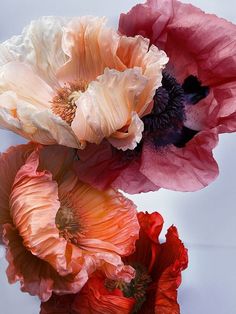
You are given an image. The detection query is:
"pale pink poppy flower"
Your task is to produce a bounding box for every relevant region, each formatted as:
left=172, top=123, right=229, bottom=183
left=75, top=0, right=236, bottom=193
left=0, top=143, right=139, bottom=301
left=0, top=16, right=168, bottom=150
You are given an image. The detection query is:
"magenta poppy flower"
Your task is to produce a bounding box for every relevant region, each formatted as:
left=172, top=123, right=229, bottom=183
left=75, top=0, right=236, bottom=193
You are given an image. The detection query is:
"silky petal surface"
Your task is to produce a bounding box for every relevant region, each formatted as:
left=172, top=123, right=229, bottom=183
left=76, top=140, right=160, bottom=194
left=0, top=144, right=34, bottom=226
left=119, top=0, right=236, bottom=132
left=140, top=129, right=219, bottom=191
left=58, top=175, right=140, bottom=257
left=71, top=68, right=147, bottom=149
left=58, top=16, right=125, bottom=82
left=1, top=144, right=138, bottom=300
left=154, top=226, right=188, bottom=314
left=0, top=16, right=68, bottom=87
left=9, top=150, right=83, bottom=276
left=3, top=224, right=89, bottom=302
left=40, top=274, right=135, bottom=314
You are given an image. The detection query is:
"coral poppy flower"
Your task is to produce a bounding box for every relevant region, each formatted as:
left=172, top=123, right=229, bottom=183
left=75, top=0, right=236, bottom=193
left=0, top=16, right=168, bottom=150
left=40, top=212, right=188, bottom=313
left=0, top=143, right=139, bottom=301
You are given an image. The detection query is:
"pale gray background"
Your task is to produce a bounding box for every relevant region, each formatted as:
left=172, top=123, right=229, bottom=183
left=0, top=1, right=236, bottom=313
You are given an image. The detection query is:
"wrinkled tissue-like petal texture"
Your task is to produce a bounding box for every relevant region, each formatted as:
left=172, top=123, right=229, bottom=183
left=119, top=0, right=236, bottom=133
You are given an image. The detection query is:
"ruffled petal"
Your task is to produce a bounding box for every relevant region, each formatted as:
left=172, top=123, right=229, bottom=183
left=2, top=224, right=89, bottom=302
left=0, top=143, right=35, bottom=226
left=140, top=129, right=219, bottom=191
left=116, top=35, right=168, bottom=116
left=111, top=158, right=159, bottom=194
left=0, top=90, right=81, bottom=148
left=154, top=226, right=188, bottom=314
left=0, top=16, right=68, bottom=87
left=72, top=274, right=135, bottom=314
left=119, top=0, right=236, bottom=132
left=38, top=144, right=76, bottom=182
left=76, top=128, right=219, bottom=193
left=125, top=212, right=163, bottom=273
left=108, top=112, right=144, bottom=151
left=75, top=140, right=159, bottom=194
left=9, top=149, right=83, bottom=276
left=0, top=61, right=53, bottom=108
left=58, top=16, right=125, bottom=82
left=40, top=274, right=135, bottom=314
left=138, top=212, right=164, bottom=244
left=71, top=68, right=147, bottom=149
left=58, top=175, right=140, bottom=257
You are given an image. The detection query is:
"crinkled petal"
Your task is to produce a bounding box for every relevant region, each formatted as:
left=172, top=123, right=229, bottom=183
left=140, top=129, right=219, bottom=191
left=0, top=91, right=81, bottom=148
left=71, top=68, right=147, bottom=149
left=0, top=61, right=53, bottom=108
left=58, top=175, right=140, bottom=257
left=58, top=16, right=168, bottom=134
left=38, top=144, right=76, bottom=182
left=116, top=35, right=168, bottom=116
left=0, top=16, right=68, bottom=87
left=75, top=140, right=159, bottom=194
left=72, top=274, right=135, bottom=314
left=0, top=142, right=75, bottom=229
left=119, top=0, right=236, bottom=132
left=77, top=128, right=219, bottom=193
left=9, top=149, right=83, bottom=276
left=40, top=274, right=135, bottom=314
left=0, top=143, right=35, bottom=226
left=125, top=212, right=163, bottom=273
left=154, top=226, right=188, bottom=314
left=138, top=212, right=164, bottom=244
left=0, top=62, right=82, bottom=148
left=112, top=158, right=160, bottom=194
left=2, top=224, right=89, bottom=302
left=108, top=112, right=144, bottom=151
left=57, top=16, right=125, bottom=82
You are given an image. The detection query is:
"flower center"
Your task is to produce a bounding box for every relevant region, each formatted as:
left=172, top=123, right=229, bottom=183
left=51, top=80, right=88, bottom=125
left=55, top=204, right=83, bottom=244
left=105, top=265, right=151, bottom=313
left=182, top=75, right=209, bottom=105
left=142, top=71, right=185, bottom=137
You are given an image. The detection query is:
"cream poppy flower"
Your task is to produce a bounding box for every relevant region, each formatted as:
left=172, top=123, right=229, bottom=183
left=0, top=16, right=168, bottom=150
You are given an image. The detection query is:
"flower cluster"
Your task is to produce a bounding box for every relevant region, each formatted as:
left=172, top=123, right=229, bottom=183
left=0, top=0, right=235, bottom=313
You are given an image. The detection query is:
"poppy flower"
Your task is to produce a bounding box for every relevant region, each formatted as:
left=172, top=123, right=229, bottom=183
left=75, top=0, right=236, bottom=193
left=0, top=143, right=139, bottom=301
left=40, top=212, right=188, bottom=313
left=0, top=16, right=168, bottom=150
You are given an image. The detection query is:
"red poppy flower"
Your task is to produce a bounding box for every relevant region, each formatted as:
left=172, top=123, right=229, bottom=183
left=0, top=143, right=139, bottom=301
left=40, top=212, right=188, bottom=313
left=75, top=0, right=236, bottom=193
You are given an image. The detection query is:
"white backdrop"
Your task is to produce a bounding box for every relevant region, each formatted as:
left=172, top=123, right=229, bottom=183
left=0, top=1, right=236, bottom=313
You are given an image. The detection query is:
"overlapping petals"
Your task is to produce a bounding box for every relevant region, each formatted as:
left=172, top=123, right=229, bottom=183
left=0, top=16, right=168, bottom=150
left=120, top=0, right=236, bottom=133
left=40, top=212, right=188, bottom=313
left=75, top=0, right=236, bottom=193
left=0, top=143, right=139, bottom=301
